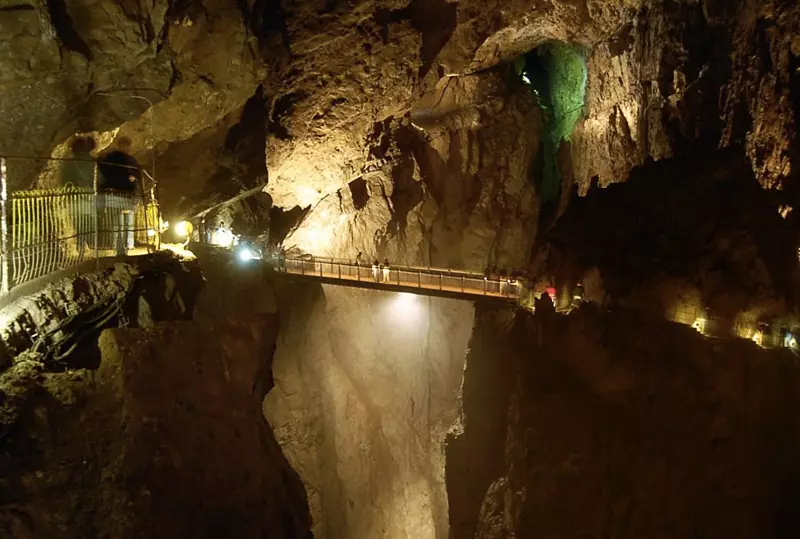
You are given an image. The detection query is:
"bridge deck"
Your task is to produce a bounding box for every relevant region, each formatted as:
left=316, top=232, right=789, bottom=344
left=276, top=257, right=522, bottom=302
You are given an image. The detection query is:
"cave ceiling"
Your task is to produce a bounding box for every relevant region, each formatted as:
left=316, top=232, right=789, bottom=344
left=0, top=0, right=798, bottom=243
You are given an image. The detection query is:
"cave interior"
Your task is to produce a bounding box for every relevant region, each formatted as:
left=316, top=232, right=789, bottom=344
left=1, top=0, right=800, bottom=538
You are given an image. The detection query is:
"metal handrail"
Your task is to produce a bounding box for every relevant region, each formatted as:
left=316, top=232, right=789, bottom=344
left=275, top=256, right=525, bottom=300
left=0, top=156, right=161, bottom=293
left=0, top=154, right=142, bottom=171
left=286, top=254, right=500, bottom=281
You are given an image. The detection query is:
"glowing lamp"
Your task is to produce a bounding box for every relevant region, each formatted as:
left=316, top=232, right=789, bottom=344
left=174, top=220, right=192, bottom=238
left=237, top=246, right=260, bottom=262
left=692, top=318, right=707, bottom=334
left=210, top=228, right=235, bottom=248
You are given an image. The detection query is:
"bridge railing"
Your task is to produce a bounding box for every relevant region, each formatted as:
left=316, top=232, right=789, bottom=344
left=279, top=257, right=523, bottom=299
left=0, top=156, right=160, bottom=293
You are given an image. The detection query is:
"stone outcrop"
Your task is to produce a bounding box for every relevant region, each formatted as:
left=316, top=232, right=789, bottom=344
left=0, top=252, right=203, bottom=368
left=448, top=302, right=800, bottom=539
left=0, top=316, right=312, bottom=539
left=537, top=146, right=800, bottom=328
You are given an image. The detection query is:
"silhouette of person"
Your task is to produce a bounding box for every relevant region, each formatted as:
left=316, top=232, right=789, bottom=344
left=99, top=137, right=141, bottom=255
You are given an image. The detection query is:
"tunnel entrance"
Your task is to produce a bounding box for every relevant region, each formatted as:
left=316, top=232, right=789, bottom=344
left=516, top=41, right=587, bottom=207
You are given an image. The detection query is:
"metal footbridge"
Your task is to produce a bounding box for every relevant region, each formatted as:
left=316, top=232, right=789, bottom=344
left=272, top=256, right=524, bottom=302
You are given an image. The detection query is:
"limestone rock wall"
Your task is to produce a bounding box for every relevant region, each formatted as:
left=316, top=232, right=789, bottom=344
left=0, top=0, right=266, bottom=189
left=447, top=303, right=800, bottom=539
left=0, top=316, right=312, bottom=539
left=264, top=282, right=475, bottom=539
left=572, top=0, right=799, bottom=194
left=283, top=70, right=542, bottom=271
left=3, top=0, right=797, bottom=260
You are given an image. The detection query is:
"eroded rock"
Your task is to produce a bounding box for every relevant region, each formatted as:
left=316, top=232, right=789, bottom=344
left=0, top=317, right=312, bottom=539
left=448, top=303, right=800, bottom=538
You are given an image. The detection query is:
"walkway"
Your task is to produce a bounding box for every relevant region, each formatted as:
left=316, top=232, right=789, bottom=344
left=275, top=256, right=524, bottom=302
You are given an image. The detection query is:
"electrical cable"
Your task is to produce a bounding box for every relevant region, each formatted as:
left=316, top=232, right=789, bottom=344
left=29, top=274, right=149, bottom=364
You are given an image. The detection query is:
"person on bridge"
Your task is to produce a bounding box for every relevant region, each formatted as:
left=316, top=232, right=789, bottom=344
left=60, top=136, right=96, bottom=190
left=99, top=137, right=142, bottom=255
left=372, top=260, right=380, bottom=282
left=382, top=258, right=390, bottom=282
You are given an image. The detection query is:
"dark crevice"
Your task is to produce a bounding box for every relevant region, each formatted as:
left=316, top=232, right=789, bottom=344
left=44, top=0, right=92, bottom=61
left=270, top=205, right=309, bottom=245
left=348, top=178, right=370, bottom=211
left=237, top=0, right=292, bottom=56
left=269, top=91, right=308, bottom=140
left=167, top=61, right=182, bottom=94
left=0, top=4, right=35, bottom=12
left=197, top=74, right=215, bottom=88
left=374, top=0, right=457, bottom=78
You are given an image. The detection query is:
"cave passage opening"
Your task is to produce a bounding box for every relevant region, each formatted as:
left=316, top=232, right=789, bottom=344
left=516, top=41, right=588, bottom=204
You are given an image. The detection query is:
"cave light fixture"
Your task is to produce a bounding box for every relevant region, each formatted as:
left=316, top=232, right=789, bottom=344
left=174, top=220, right=192, bottom=238
left=210, top=227, right=236, bottom=249
left=236, top=245, right=261, bottom=263
left=391, top=292, right=423, bottom=327
left=691, top=317, right=707, bottom=335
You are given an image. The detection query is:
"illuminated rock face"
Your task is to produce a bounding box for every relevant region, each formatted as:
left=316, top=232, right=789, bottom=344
left=283, top=71, right=543, bottom=271
left=0, top=0, right=265, bottom=189
left=264, top=283, right=474, bottom=539
left=4, top=0, right=796, bottom=254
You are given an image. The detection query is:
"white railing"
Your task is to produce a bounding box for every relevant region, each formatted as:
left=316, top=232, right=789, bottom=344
left=0, top=156, right=160, bottom=292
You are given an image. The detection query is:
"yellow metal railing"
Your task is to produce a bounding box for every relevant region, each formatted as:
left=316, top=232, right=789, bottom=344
left=0, top=156, right=161, bottom=292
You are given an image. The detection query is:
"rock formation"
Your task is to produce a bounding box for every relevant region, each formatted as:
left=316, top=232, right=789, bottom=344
left=0, top=259, right=312, bottom=539
left=448, top=303, right=800, bottom=539
left=264, top=282, right=474, bottom=539
left=2, top=0, right=796, bottom=265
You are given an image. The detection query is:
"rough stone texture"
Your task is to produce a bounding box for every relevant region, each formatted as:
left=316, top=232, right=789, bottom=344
left=0, top=317, right=312, bottom=539
left=283, top=70, right=542, bottom=271
left=0, top=0, right=266, bottom=189
left=0, top=252, right=203, bottom=365
left=264, top=282, right=475, bottom=539
left=571, top=0, right=799, bottom=194
left=266, top=0, right=798, bottom=268
left=537, top=147, right=800, bottom=328
left=448, top=303, right=800, bottom=539
left=3, top=0, right=797, bottom=264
